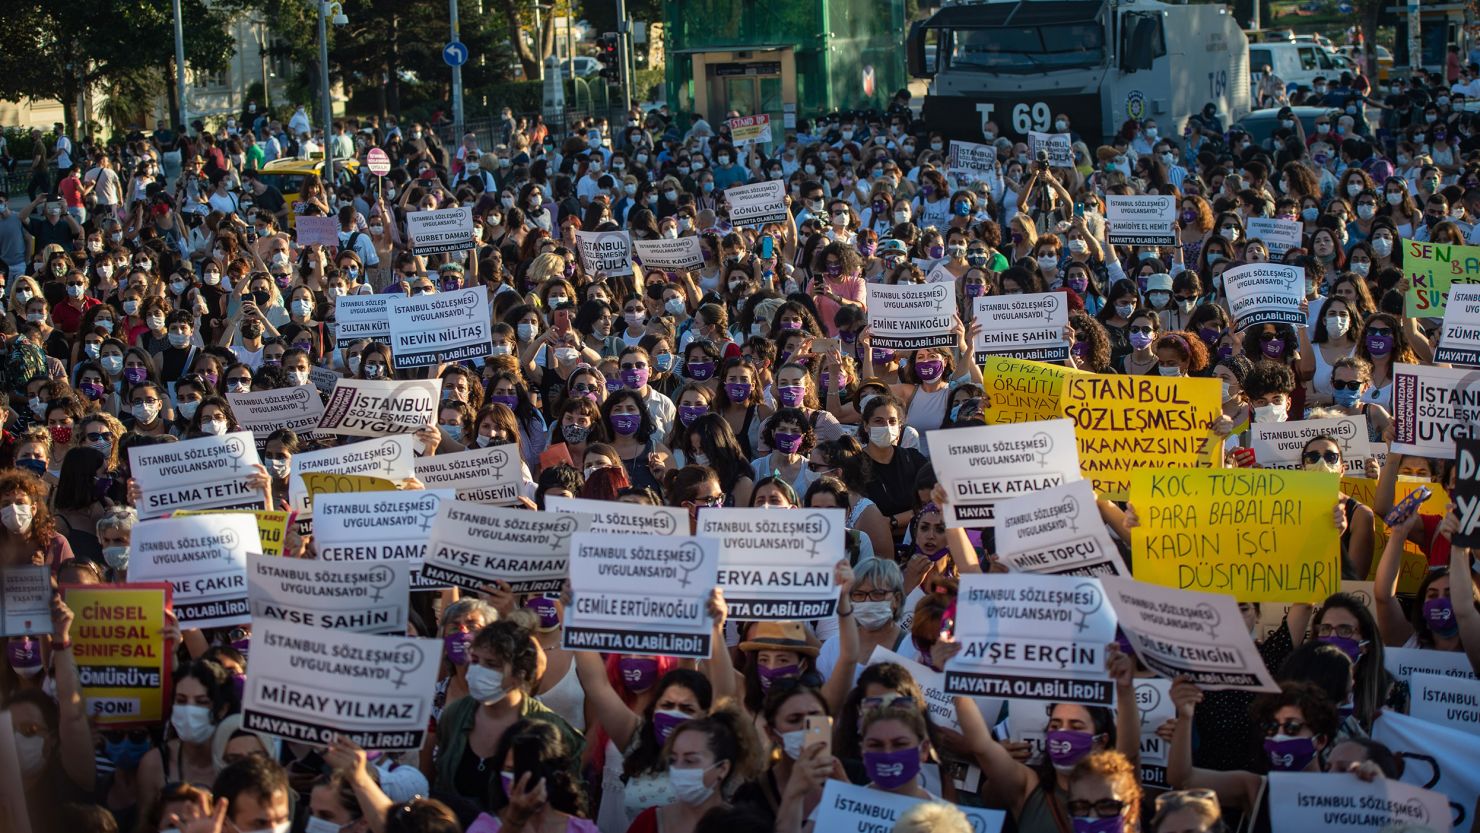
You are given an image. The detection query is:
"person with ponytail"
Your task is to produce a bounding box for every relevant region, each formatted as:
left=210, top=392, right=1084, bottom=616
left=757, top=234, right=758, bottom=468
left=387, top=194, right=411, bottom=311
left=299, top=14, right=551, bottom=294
left=624, top=707, right=762, bottom=833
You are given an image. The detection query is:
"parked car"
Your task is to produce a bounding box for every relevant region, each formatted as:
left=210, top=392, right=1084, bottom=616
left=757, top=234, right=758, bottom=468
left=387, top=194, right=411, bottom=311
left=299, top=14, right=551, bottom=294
left=1232, top=105, right=1334, bottom=148
left=568, top=56, right=604, bottom=77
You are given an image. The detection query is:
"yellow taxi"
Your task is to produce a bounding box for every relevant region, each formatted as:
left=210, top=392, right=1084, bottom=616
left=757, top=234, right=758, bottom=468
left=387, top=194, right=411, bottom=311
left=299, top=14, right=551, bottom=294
left=254, top=155, right=362, bottom=228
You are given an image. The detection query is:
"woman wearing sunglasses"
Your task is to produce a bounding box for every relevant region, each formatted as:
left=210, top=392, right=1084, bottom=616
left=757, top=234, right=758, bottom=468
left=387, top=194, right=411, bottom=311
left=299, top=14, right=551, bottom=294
left=1300, top=434, right=1374, bottom=580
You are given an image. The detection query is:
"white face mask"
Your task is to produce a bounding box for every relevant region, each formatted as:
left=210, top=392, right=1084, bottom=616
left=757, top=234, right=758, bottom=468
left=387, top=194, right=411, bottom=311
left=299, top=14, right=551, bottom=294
left=201, top=419, right=229, bottom=436
left=868, top=425, right=900, bottom=447
left=2, top=503, right=34, bottom=534
left=1325, top=315, right=1350, bottom=338
left=779, top=730, right=808, bottom=760
left=852, top=600, right=895, bottom=629
left=1252, top=403, right=1288, bottom=424
left=466, top=664, right=508, bottom=704
left=668, top=764, right=717, bottom=805
left=1157, top=365, right=1181, bottom=377
left=305, top=817, right=350, bottom=833
left=171, top=703, right=216, bottom=744
left=14, top=733, right=46, bottom=776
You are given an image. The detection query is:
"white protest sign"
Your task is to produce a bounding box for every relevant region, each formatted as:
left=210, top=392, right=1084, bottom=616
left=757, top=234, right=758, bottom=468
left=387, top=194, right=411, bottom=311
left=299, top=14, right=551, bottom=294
left=562, top=532, right=719, bottom=659
left=944, top=574, right=1117, bottom=704
left=312, top=489, right=457, bottom=591
left=241, top=619, right=440, bottom=751
left=632, top=236, right=704, bottom=272
left=246, top=553, right=409, bottom=635
left=1246, top=217, right=1303, bottom=258
left=128, top=514, right=259, bottom=629
left=727, top=114, right=771, bottom=145
left=1106, top=195, right=1176, bottom=246
left=1099, top=576, right=1280, bottom=691
left=864, top=282, right=957, bottom=350
left=129, top=431, right=265, bottom=518
left=1390, top=363, right=1480, bottom=457
left=386, top=286, right=491, bottom=370
left=422, top=500, right=591, bottom=593
left=1410, top=672, right=1480, bottom=736
left=295, top=216, right=340, bottom=248
left=405, top=206, right=475, bottom=255
left=309, top=365, right=342, bottom=397
left=412, top=442, right=523, bottom=505
left=1222, top=262, right=1306, bottom=332
left=1268, top=771, right=1454, bottom=833
left=1028, top=132, right=1073, bottom=167
left=948, top=140, right=999, bottom=181
left=1373, top=709, right=1477, bottom=829
left=317, top=378, right=441, bottom=438
left=228, top=384, right=324, bottom=449
left=1383, top=646, right=1477, bottom=688
left=696, top=507, right=843, bottom=620
left=867, top=645, right=985, bottom=734
left=1, top=567, right=52, bottom=636
left=1436, top=283, right=1480, bottom=367
left=996, top=480, right=1128, bottom=576
left=1003, top=701, right=1047, bottom=765
left=1250, top=415, right=1373, bottom=474
left=928, top=419, right=1081, bottom=527
left=724, top=179, right=788, bottom=228
left=286, top=434, right=417, bottom=517
left=1135, top=678, right=1176, bottom=788
left=546, top=495, right=688, bottom=536
left=972, top=292, right=1070, bottom=364
left=924, top=262, right=956, bottom=284
left=813, top=779, right=1006, bottom=833
left=573, top=229, right=634, bottom=277
left=333, top=294, right=391, bottom=342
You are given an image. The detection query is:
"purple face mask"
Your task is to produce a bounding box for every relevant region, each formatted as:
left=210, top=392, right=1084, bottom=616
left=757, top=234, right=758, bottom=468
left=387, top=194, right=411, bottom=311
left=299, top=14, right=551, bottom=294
left=1073, top=817, right=1123, bottom=833
left=678, top=405, right=709, bottom=426
left=1046, top=729, right=1096, bottom=770
left=1264, top=735, right=1318, bottom=771
left=872, top=347, right=895, bottom=364
left=619, top=657, right=660, bottom=693
left=778, top=386, right=806, bottom=408
left=231, top=672, right=246, bottom=700
left=489, top=393, right=519, bottom=409
left=652, top=709, right=689, bottom=744
left=609, top=412, right=642, bottom=436
left=1366, top=332, right=1395, bottom=356
left=1261, top=338, right=1287, bottom=359
left=1319, top=635, right=1363, bottom=662
left=1071, top=341, right=1089, bottom=359
left=863, top=746, right=923, bottom=789
left=757, top=663, right=800, bottom=692
left=123, top=366, right=148, bottom=384
left=774, top=431, right=804, bottom=454
left=7, top=637, right=41, bottom=675
left=927, top=245, right=945, bottom=259
left=1128, top=331, right=1154, bottom=351
left=621, top=367, right=650, bottom=389
left=231, top=637, right=250, bottom=658
left=1066, top=275, right=1089, bottom=294
left=915, top=359, right=945, bottom=382
left=1423, top=597, right=1457, bottom=636
left=687, top=361, right=716, bottom=381
left=724, top=382, right=752, bottom=402
left=525, top=597, right=560, bottom=629
left=1198, top=327, right=1220, bottom=346
left=443, top=631, right=474, bottom=665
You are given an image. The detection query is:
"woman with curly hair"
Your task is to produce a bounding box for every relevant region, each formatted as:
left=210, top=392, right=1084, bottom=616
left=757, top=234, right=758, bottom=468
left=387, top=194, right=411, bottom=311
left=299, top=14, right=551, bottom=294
left=1152, top=331, right=1210, bottom=377
left=811, top=242, right=866, bottom=336
left=1068, top=311, right=1114, bottom=373
left=0, top=470, right=73, bottom=567
left=1178, top=194, right=1215, bottom=266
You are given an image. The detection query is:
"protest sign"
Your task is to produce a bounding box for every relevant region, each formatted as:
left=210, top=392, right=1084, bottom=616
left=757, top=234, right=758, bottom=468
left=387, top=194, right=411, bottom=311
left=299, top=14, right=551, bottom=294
left=1099, top=577, right=1280, bottom=691
left=63, top=583, right=171, bottom=727
left=1061, top=374, right=1222, bottom=501
left=176, top=510, right=290, bottom=557
left=546, top=495, right=688, bottom=536
left=386, top=286, right=492, bottom=369
left=1, top=566, right=52, bottom=636
left=1404, top=237, right=1480, bottom=318
left=1267, top=772, right=1453, bottom=833
left=241, top=619, right=439, bottom=751
left=1390, top=362, right=1480, bottom=457
left=333, top=294, right=391, bottom=342
left=924, top=261, right=955, bottom=283
left=1003, top=701, right=1047, bottom=765
left=309, top=366, right=343, bottom=397
left=1222, top=262, right=1305, bottom=331
left=996, top=480, right=1128, bottom=576
left=295, top=216, right=340, bottom=248
left=1383, top=646, right=1477, bottom=689
left=864, top=282, right=957, bottom=350
left=128, top=514, right=259, bottom=629
left=1250, top=415, right=1373, bottom=475
left=573, top=229, right=634, bottom=277
left=1105, top=195, right=1176, bottom=245
left=412, top=442, right=523, bottom=504
left=696, top=507, right=843, bottom=620
left=1027, top=132, right=1073, bottom=167
left=1130, top=468, right=1340, bottom=602
left=317, top=378, right=440, bottom=437
left=727, top=114, right=771, bottom=145
left=287, top=435, right=417, bottom=517
left=1135, top=678, right=1176, bottom=788
left=1410, top=672, right=1480, bottom=736
left=562, top=532, right=719, bottom=658
left=247, top=553, right=409, bottom=634
left=928, top=419, right=1081, bottom=527
left=981, top=357, right=1081, bottom=425
left=972, top=292, right=1070, bottom=363
left=1245, top=217, right=1303, bottom=258
left=631, top=236, right=704, bottom=271
left=947, top=140, right=998, bottom=181
left=313, top=490, right=457, bottom=591
left=405, top=206, right=475, bottom=255
left=944, top=574, right=1117, bottom=704
left=1341, top=476, right=1439, bottom=592
left=724, top=180, right=788, bottom=227
left=1455, top=438, right=1480, bottom=546
left=866, top=645, right=1005, bottom=734
left=1373, top=709, right=1478, bottom=829
left=422, top=500, right=591, bottom=592
left=129, top=431, right=265, bottom=518
left=813, top=779, right=1005, bottom=833
left=228, top=384, right=324, bottom=449
left=1436, top=283, right=1480, bottom=366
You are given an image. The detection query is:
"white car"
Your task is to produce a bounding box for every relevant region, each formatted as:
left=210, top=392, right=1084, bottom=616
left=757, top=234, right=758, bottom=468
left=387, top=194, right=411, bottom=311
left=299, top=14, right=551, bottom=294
left=568, top=56, right=604, bottom=78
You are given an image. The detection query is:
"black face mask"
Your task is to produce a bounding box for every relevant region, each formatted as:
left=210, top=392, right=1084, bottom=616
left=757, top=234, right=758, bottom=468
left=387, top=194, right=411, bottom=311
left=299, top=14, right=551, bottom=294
left=251, top=290, right=270, bottom=307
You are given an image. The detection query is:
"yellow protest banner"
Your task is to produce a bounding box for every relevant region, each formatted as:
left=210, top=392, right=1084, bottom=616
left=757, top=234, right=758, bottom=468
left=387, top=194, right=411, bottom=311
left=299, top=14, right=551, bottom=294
left=300, top=472, right=400, bottom=512
left=62, top=583, right=171, bottom=727
left=1131, top=468, right=1341, bottom=603
left=980, top=356, right=1082, bottom=425
left=1340, top=476, right=1445, bottom=594
left=176, top=509, right=291, bottom=556
left=1061, top=375, right=1222, bottom=501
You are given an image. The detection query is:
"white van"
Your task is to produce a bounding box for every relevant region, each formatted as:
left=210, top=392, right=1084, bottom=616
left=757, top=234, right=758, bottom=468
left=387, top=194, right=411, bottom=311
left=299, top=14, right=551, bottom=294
left=1249, top=41, right=1343, bottom=92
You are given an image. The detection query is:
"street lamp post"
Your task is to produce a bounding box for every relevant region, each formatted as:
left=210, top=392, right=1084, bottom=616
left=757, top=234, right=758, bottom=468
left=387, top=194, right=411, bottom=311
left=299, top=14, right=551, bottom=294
left=318, top=2, right=348, bottom=183
left=173, top=0, right=188, bottom=131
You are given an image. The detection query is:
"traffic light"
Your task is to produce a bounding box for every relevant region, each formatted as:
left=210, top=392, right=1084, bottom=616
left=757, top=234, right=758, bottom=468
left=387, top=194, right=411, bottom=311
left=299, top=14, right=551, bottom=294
left=598, top=33, right=619, bottom=81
